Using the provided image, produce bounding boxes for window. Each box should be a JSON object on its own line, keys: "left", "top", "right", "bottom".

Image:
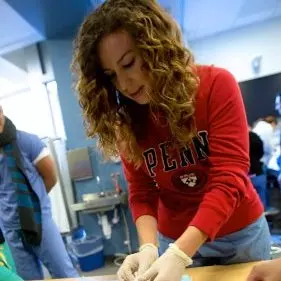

{"left": 46, "top": 81, "right": 66, "bottom": 139}
{"left": 0, "top": 81, "right": 66, "bottom": 139}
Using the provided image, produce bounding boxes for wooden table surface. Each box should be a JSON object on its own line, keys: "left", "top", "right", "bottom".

{"left": 39, "top": 261, "right": 260, "bottom": 281}
{"left": 186, "top": 261, "right": 258, "bottom": 281}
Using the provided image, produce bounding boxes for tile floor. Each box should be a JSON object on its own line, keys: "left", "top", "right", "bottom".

{"left": 79, "top": 260, "right": 119, "bottom": 277}
{"left": 43, "top": 257, "right": 119, "bottom": 278}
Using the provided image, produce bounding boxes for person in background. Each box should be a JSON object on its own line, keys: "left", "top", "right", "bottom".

{"left": 0, "top": 228, "right": 23, "bottom": 281}
{"left": 73, "top": 1, "right": 270, "bottom": 281}
{"left": 0, "top": 106, "right": 79, "bottom": 280}
{"left": 247, "top": 259, "right": 281, "bottom": 281}
{"left": 249, "top": 129, "right": 267, "bottom": 209}
{"left": 247, "top": 115, "right": 281, "bottom": 281}
{"left": 265, "top": 116, "right": 281, "bottom": 187}
{"left": 252, "top": 116, "right": 277, "bottom": 168}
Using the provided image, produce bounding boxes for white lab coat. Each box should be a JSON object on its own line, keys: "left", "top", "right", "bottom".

{"left": 268, "top": 126, "right": 281, "bottom": 171}
{"left": 252, "top": 120, "right": 274, "bottom": 166}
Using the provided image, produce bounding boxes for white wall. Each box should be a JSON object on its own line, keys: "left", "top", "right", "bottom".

{"left": 189, "top": 18, "right": 281, "bottom": 82}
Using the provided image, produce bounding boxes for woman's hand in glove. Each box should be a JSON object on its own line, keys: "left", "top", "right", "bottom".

{"left": 117, "top": 243, "right": 159, "bottom": 281}
{"left": 137, "top": 243, "right": 193, "bottom": 281}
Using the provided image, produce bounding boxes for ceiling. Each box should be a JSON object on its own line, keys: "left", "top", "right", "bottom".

{"left": 0, "top": 0, "right": 43, "bottom": 55}
{"left": 0, "top": 0, "right": 281, "bottom": 95}
{"left": 0, "top": 0, "right": 96, "bottom": 95}
{"left": 0, "top": 0, "right": 102, "bottom": 59}
{"left": 162, "top": 0, "right": 281, "bottom": 41}
{"left": 1, "top": 0, "right": 280, "bottom": 55}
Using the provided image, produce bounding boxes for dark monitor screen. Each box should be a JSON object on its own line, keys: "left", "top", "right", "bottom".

{"left": 239, "top": 73, "right": 281, "bottom": 125}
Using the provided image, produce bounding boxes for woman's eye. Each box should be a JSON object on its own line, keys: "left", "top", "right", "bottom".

{"left": 123, "top": 59, "right": 135, "bottom": 68}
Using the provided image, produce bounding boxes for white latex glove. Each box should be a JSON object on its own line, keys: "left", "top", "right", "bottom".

{"left": 117, "top": 243, "right": 159, "bottom": 281}
{"left": 137, "top": 243, "right": 193, "bottom": 281}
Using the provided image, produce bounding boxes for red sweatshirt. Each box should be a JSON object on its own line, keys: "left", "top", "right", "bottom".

{"left": 122, "top": 65, "right": 263, "bottom": 241}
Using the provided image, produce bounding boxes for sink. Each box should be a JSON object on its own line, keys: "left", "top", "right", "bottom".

{"left": 71, "top": 191, "right": 128, "bottom": 213}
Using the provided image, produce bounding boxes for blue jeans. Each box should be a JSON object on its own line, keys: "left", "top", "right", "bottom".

{"left": 251, "top": 174, "right": 267, "bottom": 209}
{"left": 159, "top": 215, "right": 271, "bottom": 267}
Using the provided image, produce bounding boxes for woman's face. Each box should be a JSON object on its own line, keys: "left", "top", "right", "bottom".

{"left": 98, "top": 30, "right": 150, "bottom": 105}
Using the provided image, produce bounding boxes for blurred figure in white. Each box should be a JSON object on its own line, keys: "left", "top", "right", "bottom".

{"left": 252, "top": 116, "right": 277, "bottom": 168}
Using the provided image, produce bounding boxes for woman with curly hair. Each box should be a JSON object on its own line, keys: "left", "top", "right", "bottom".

{"left": 73, "top": 1, "right": 271, "bottom": 280}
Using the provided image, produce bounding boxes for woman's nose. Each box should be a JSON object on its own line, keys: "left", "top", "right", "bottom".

{"left": 118, "top": 74, "right": 133, "bottom": 94}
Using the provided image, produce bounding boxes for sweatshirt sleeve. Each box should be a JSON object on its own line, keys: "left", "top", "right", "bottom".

{"left": 190, "top": 68, "right": 251, "bottom": 240}
{"left": 121, "top": 158, "right": 159, "bottom": 222}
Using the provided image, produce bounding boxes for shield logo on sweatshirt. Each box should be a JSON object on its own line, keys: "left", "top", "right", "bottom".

{"left": 179, "top": 173, "right": 198, "bottom": 187}
{"left": 172, "top": 169, "right": 207, "bottom": 191}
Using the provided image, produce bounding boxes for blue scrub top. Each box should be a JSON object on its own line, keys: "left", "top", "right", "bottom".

{"left": 0, "top": 131, "right": 51, "bottom": 231}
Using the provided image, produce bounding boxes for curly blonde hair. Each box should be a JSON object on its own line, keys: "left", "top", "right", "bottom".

{"left": 72, "top": 0, "right": 199, "bottom": 167}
